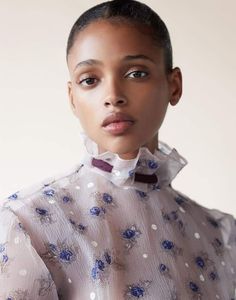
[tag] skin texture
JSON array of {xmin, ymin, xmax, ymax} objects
[{"xmin": 67, "ymin": 19, "xmax": 182, "ymax": 160}]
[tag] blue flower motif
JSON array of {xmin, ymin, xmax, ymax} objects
[
  {"xmin": 91, "ymin": 259, "xmax": 105, "ymax": 280},
  {"xmin": 104, "ymin": 251, "xmax": 112, "ymax": 264},
  {"xmin": 174, "ymin": 196, "xmax": 185, "ymax": 205},
  {"xmin": 211, "ymin": 237, "xmax": 224, "ymax": 256},
  {"xmin": 34, "ymin": 207, "xmax": 53, "ymax": 224},
  {"xmin": 69, "ymin": 218, "xmax": 87, "ymax": 233},
  {"xmin": 189, "ymin": 281, "xmax": 199, "ymax": 292},
  {"xmin": 162, "ymin": 240, "xmax": 174, "ymax": 250},
  {"xmin": 206, "ymin": 216, "xmax": 219, "ymax": 228},
  {"xmin": 159, "ymin": 263, "xmax": 171, "ymax": 278},
  {"xmin": 43, "ymin": 189, "xmax": 55, "ymax": 197},
  {"xmin": 78, "ymin": 224, "xmax": 86, "ymax": 231},
  {"xmin": 121, "ymin": 225, "xmax": 141, "ymax": 253},
  {"xmin": 102, "ymin": 193, "xmax": 113, "ymax": 204},
  {"xmin": 148, "ymin": 160, "xmax": 158, "ymax": 169},
  {"xmin": 62, "ymin": 196, "xmax": 72, "ymax": 203},
  {"xmin": 90, "ymin": 206, "xmax": 106, "ymax": 216},
  {"xmin": 128, "ymin": 169, "xmax": 135, "ymax": 177},
  {"xmin": 69, "ymin": 218, "xmax": 75, "ymax": 225},
  {"xmin": 48, "ymin": 243, "xmax": 57, "ymax": 253},
  {"xmin": 170, "ymin": 211, "xmax": 178, "ymax": 220},
  {"xmin": 130, "ymin": 286, "xmax": 145, "ymax": 297},
  {"xmin": 42, "ymin": 241, "xmax": 77, "ymax": 266},
  {"xmin": 214, "ymin": 238, "xmax": 222, "ymax": 247},
  {"xmin": 209, "ymin": 270, "xmax": 218, "ymax": 280},
  {"xmin": 162, "ymin": 212, "xmax": 171, "ymax": 221},
  {"xmin": 151, "ymin": 183, "xmax": 161, "ymax": 191},
  {"xmin": 161, "ymin": 210, "xmax": 186, "ymax": 236},
  {"xmin": 8, "ymin": 193, "xmax": 18, "ymax": 200},
  {"xmin": 0, "ymin": 244, "xmax": 5, "ymax": 253},
  {"xmin": 59, "ymin": 249, "xmax": 74, "ymax": 262},
  {"xmin": 195, "ymin": 256, "xmax": 205, "ymax": 268},
  {"xmin": 159, "ymin": 263, "xmax": 167, "ymax": 272},
  {"xmin": 137, "ymin": 160, "xmax": 142, "ymax": 167},
  {"xmin": 122, "ymin": 228, "xmax": 136, "ymax": 239},
  {"xmin": 2, "ymin": 254, "xmax": 8, "ymax": 263},
  {"xmin": 136, "ymin": 190, "xmax": 147, "ymax": 198},
  {"xmin": 96, "ymin": 259, "xmax": 105, "ymax": 271},
  {"xmin": 36, "ymin": 208, "xmax": 48, "ymax": 215},
  {"xmin": 125, "ymin": 280, "xmax": 151, "ymax": 299}
]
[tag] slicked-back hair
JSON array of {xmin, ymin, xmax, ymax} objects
[{"xmin": 66, "ymin": 0, "xmax": 173, "ymax": 73}]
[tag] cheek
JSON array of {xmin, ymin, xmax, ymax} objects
[{"xmin": 73, "ymin": 101, "xmax": 100, "ymax": 133}]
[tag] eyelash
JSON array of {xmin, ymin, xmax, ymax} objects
[{"xmin": 78, "ymin": 70, "xmax": 149, "ymax": 87}]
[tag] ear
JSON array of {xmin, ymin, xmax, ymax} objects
[
  {"xmin": 167, "ymin": 67, "xmax": 182, "ymax": 106},
  {"xmin": 67, "ymin": 81, "xmax": 77, "ymax": 115}
]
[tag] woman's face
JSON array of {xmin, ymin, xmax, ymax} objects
[{"xmin": 67, "ymin": 20, "xmax": 182, "ymax": 159}]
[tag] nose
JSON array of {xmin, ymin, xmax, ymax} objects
[{"xmin": 103, "ymin": 77, "xmax": 127, "ymax": 107}]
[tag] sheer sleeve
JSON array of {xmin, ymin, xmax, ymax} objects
[{"xmin": 0, "ymin": 206, "xmax": 59, "ymax": 300}]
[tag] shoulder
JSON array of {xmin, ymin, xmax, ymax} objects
[
  {"xmin": 1, "ymin": 162, "xmax": 84, "ymax": 212},
  {"xmin": 171, "ymin": 187, "xmax": 236, "ymax": 247}
]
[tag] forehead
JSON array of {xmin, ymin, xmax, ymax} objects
[{"xmin": 67, "ymin": 20, "xmax": 163, "ymax": 70}]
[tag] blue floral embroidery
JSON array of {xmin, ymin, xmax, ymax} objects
[
  {"xmin": 62, "ymin": 196, "xmax": 72, "ymax": 203},
  {"xmin": 161, "ymin": 239, "xmax": 183, "ymax": 256},
  {"xmin": 0, "ymin": 243, "xmax": 5, "ymax": 253},
  {"xmin": 161, "ymin": 209, "xmax": 185, "ymax": 236},
  {"xmin": 124, "ymin": 280, "xmax": 152, "ymax": 299},
  {"xmin": 128, "ymin": 169, "xmax": 135, "ymax": 177},
  {"xmin": 135, "ymin": 190, "xmax": 149, "ymax": 202},
  {"xmin": 208, "ymin": 268, "xmax": 219, "ymax": 281},
  {"xmin": 206, "ymin": 216, "xmax": 220, "ymax": 228},
  {"xmin": 159, "ymin": 263, "xmax": 171, "ymax": 279},
  {"xmin": 91, "ymin": 259, "xmax": 105, "ymax": 280},
  {"xmin": 121, "ymin": 225, "xmax": 142, "ymax": 253},
  {"xmin": 192, "ymin": 251, "xmax": 214, "ymax": 271},
  {"xmin": 195, "ymin": 256, "xmax": 205, "ymax": 268},
  {"xmin": 102, "ymin": 193, "xmax": 113, "ymax": 204},
  {"xmin": 90, "ymin": 206, "xmax": 106, "ymax": 217},
  {"xmin": 69, "ymin": 218, "xmax": 87, "ymax": 234},
  {"xmin": 184, "ymin": 277, "xmax": 202, "ymax": 299},
  {"xmin": 147, "ymin": 160, "xmax": 158, "ymax": 169},
  {"xmin": 35, "ymin": 207, "xmax": 53, "ymax": 224},
  {"xmin": 174, "ymin": 194, "xmax": 188, "ymax": 207},
  {"xmin": 90, "ymin": 191, "xmax": 116, "ymax": 212},
  {"xmin": 0, "ymin": 245, "xmax": 10, "ymax": 274},
  {"xmin": 91, "ymin": 249, "xmax": 124, "ymax": 282},
  {"xmin": 41, "ymin": 240, "xmax": 78, "ymax": 267},
  {"xmin": 137, "ymin": 158, "xmax": 158, "ymax": 171},
  {"xmin": 189, "ymin": 281, "xmax": 200, "ymax": 292},
  {"xmin": 211, "ymin": 237, "xmax": 224, "ymax": 256},
  {"xmin": 151, "ymin": 183, "xmax": 161, "ymax": 191},
  {"xmin": 7, "ymin": 192, "xmax": 19, "ymax": 200},
  {"xmin": 43, "ymin": 189, "xmax": 55, "ymax": 197}
]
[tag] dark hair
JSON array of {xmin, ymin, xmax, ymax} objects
[{"xmin": 66, "ymin": 0, "xmax": 173, "ymax": 73}]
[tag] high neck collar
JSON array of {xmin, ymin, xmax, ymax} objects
[{"xmin": 79, "ymin": 131, "xmax": 188, "ymax": 193}]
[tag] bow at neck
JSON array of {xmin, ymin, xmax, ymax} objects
[{"xmin": 79, "ymin": 131, "xmax": 188, "ymax": 193}]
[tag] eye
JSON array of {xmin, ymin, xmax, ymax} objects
[
  {"xmin": 78, "ymin": 77, "xmax": 98, "ymax": 86},
  {"xmin": 126, "ymin": 70, "xmax": 148, "ymax": 79}
]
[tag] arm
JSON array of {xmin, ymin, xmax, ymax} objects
[{"xmin": 0, "ymin": 207, "xmax": 59, "ymax": 300}]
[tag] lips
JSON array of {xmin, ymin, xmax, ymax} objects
[{"xmin": 102, "ymin": 112, "xmax": 135, "ymax": 127}]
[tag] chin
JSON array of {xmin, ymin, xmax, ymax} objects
[{"xmin": 110, "ymin": 145, "xmax": 140, "ymax": 160}]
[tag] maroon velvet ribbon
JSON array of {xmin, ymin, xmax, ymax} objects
[{"xmin": 91, "ymin": 157, "xmax": 158, "ymax": 184}]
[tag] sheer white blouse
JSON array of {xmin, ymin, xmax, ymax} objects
[{"xmin": 0, "ymin": 132, "xmax": 235, "ymax": 300}]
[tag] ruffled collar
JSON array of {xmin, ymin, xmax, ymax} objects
[{"xmin": 79, "ymin": 131, "xmax": 188, "ymax": 193}]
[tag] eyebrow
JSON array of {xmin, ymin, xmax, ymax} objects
[{"xmin": 73, "ymin": 54, "xmax": 155, "ymax": 72}]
